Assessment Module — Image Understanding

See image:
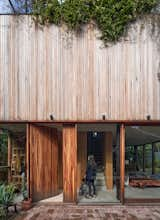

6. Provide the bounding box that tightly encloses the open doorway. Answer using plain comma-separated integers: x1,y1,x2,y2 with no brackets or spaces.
0,123,27,204
77,124,120,204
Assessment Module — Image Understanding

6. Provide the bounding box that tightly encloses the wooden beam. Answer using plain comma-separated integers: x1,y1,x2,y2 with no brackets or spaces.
63,124,77,203
120,124,125,204
104,132,113,190
8,134,12,183
152,143,155,175
1,120,160,126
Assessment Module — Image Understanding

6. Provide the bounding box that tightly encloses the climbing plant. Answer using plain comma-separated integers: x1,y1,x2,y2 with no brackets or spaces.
32,0,159,44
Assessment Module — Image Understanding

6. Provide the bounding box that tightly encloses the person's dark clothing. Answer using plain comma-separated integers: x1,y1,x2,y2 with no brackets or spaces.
86,163,96,181
87,179,96,195
86,162,96,196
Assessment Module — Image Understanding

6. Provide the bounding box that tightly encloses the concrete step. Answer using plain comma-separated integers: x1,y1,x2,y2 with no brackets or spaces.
96,174,105,177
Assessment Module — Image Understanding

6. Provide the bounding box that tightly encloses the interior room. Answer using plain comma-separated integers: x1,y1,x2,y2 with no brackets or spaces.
125,126,160,199
77,124,120,204
0,124,26,188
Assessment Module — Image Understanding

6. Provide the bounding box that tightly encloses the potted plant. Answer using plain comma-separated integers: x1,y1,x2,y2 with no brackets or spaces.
0,183,16,218
21,174,32,210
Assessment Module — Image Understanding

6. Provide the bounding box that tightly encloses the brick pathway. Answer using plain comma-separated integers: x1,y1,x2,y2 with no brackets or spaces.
15,204,160,220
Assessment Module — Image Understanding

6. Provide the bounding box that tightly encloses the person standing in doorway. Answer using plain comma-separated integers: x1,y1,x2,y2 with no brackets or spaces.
85,155,97,198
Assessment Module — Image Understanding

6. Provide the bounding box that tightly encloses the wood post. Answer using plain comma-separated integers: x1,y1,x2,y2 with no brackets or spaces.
120,124,125,204
8,134,12,183
143,145,145,172
104,132,113,190
152,143,155,175
26,124,30,198
77,132,87,188
63,124,77,203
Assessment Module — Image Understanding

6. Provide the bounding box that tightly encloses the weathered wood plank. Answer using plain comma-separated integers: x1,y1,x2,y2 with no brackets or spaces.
0,16,160,121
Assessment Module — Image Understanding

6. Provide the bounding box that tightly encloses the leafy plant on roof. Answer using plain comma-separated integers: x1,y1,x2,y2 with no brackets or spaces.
32,0,159,45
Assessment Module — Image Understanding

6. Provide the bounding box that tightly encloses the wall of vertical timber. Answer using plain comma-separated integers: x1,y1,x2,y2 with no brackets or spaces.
0,15,160,121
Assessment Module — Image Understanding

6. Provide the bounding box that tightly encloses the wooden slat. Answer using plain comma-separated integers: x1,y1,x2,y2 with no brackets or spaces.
120,124,125,204
63,124,77,203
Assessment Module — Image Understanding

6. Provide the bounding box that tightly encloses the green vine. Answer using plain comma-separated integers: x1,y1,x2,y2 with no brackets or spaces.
33,0,159,44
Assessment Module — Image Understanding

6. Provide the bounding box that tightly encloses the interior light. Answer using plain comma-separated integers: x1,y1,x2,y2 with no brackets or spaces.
93,132,97,137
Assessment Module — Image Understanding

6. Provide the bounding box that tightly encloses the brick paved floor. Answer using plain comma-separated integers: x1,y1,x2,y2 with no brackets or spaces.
13,204,160,220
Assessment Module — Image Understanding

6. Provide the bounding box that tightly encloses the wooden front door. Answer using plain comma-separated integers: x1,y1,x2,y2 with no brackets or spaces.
29,124,59,202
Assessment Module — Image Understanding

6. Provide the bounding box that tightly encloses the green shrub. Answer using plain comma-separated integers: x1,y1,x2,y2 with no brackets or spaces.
32,0,159,44
0,205,6,218
0,184,16,206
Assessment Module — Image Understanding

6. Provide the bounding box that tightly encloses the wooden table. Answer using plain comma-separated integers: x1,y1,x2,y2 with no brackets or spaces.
129,177,160,188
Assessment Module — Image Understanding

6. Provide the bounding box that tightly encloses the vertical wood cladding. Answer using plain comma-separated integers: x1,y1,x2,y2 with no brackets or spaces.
0,15,160,120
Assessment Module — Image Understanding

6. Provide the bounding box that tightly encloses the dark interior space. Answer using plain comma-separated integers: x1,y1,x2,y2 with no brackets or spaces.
87,132,104,167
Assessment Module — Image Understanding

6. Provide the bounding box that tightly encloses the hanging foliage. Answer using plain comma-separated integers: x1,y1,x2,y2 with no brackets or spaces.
32,0,159,44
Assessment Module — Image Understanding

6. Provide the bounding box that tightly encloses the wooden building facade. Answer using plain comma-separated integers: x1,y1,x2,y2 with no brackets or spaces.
0,15,160,204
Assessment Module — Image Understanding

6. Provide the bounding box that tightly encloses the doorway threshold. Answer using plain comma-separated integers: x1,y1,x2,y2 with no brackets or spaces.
78,202,121,206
